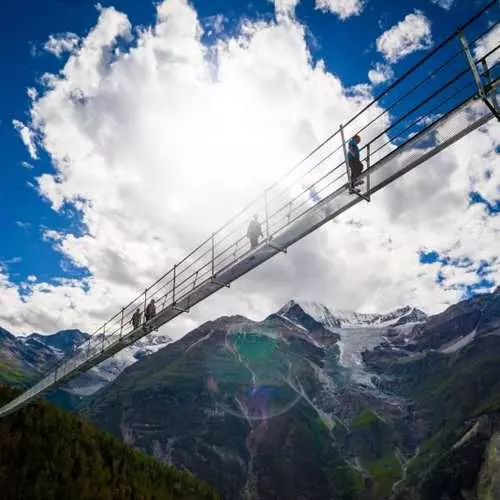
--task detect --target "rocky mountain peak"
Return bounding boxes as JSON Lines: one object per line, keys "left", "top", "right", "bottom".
{"left": 278, "top": 299, "right": 427, "bottom": 329}
{"left": 0, "top": 327, "right": 15, "bottom": 342}
{"left": 277, "top": 300, "right": 342, "bottom": 330}
{"left": 25, "top": 329, "right": 90, "bottom": 353}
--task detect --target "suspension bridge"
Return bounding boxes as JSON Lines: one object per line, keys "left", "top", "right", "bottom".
{"left": 1, "top": 1, "right": 499, "bottom": 418}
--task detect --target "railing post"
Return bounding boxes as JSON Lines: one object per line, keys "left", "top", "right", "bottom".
{"left": 211, "top": 234, "right": 215, "bottom": 277}
{"left": 120, "top": 308, "right": 124, "bottom": 340}
{"left": 339, "top": 124, "right": 352, "bottom": 188}
{"left": 162, "top": 291, "right": 170, "bottom": 310}
{"left": 264, "top": 190, "right": 270, "bottom": 240}
{"left": 459, "top": 30, "right": 499, "bottom": 120}
{"left": 143, "top": 288, "right": 147, "bottom": 315}
{"left": 366, "top": 143, "right": 371, "bottom": 202}
{"left": 265, "top": 188, "right": 287, "bottom": 253}
{"left": 480, "top": 58, "right": 499, "bottom": 113}
{"left": 101, "top": 324, "right": 106, "bottom": 353}
{"left": 173, "top": 264, "right": 177, "bottom": 304}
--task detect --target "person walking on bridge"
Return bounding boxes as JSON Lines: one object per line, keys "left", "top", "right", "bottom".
{"left": 145, "top": 299, "right": 156, "bottom": 323}
{"left": 131, "top": 308, "right": 142, "bottom": 329}
{"left": 247, "top": 214, "right": 263, "bottom": 250}
{"left": 348, "top": 134, "right": 364, "bottom": 190}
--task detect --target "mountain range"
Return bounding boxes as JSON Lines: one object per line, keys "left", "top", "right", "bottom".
{"left": 0, "top": 324, "right": 173, "bottom": 405}
{"left": 1, "top": 290, "right": 499, "bottom": 499}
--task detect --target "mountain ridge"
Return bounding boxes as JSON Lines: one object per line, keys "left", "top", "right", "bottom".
{"left": 279, "top": 299, "right": 428, "bottom": 328}
{"left": 84, "top": 290, "right": 500, "bottom": 500}
{"left": 2, "top": 293, "right": 499, "bottom": 499}
{"left": 0, "top": 324, "right": 173, "bottom": 402}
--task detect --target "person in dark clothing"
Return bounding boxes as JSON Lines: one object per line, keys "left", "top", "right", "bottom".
{"left": 347, "top": 134, "right": 364, "bottom": 188}
{"left": 145, "top": 299, "right": 156, "bottom": 322}
{"left": 131, "top": 308, "right": 142, "bottom": 329}
{"left": 247, "top": 214, "right": 263, "bottom": 250}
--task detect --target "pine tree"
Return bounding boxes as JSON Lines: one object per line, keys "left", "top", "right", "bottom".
{"left": 0, "top": 386, "right": 220, "bottom": 500}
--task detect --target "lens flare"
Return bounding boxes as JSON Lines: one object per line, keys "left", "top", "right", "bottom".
{"left": 206, "top": 329, "right": 301, "bottom": 421}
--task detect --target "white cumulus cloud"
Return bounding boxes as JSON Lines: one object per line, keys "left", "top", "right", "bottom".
{"left": 274, "top": 0, "right": 301, "bottom": 17}
{"left": 12, "top": 120, "right": 38, "bottom": 159}
{"left": 368, "top": 62, "right": 394, "bottom": 85}
{"left": 15, "top": 221, "right": 32, "bottom": 231}
{"left": 44, "top": 32, "right": 80, "bottom": 57}
{"left": 474, "top": 23, "right": 500, "bottom": 68}
{"left": 376, "top": 10, "right": 433, "bottom": 63}
{"left": 430, "top": 0, "right": 454, "bottom": 10}
{"left": 204, "top": 14, "right": 226, "bottom": 35}
{"left": 314, "top": 0, "right": 366, "bottom": 19}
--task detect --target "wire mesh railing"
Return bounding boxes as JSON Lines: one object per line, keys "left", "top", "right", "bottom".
{"left": 1, "top": 0, "right": 499, "bottom": 415}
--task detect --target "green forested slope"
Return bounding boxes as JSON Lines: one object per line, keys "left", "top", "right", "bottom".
{"left": 0, "top": 385, "right": 220, "bottom": 500}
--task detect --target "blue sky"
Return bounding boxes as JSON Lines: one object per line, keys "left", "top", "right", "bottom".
{"left": 1, "top": 0, "right": 498, "bottom": 334}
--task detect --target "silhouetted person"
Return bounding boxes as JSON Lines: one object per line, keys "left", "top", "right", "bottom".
{"left": 131, "top": 308, "right": 142, "bottom": 329}
{"left": 247, "top": 214, "right": 263, "bottom": 250}
{"left": 145, "top": 299, "right": 156, "bottom": 322}
{"left": 348, "top": 134, "right": 364, "bottom": 189}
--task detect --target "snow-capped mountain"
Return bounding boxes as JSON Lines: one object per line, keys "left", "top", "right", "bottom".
{"left": 0, "top": 326, "right": 173, "bottom": 397}
{"left": 64, "top": 298, "right": 428, "bottom": 396}
{"left": 21, "top": 329, "right": 90, "bottom": 353}
{"left": 278, "top": 299, "right": 428, "bottom": 387}
{"left": 65, "top": 332, "right": 173, "bottom": 396}
{"left": 0, "top": 328, "right": 88, "bottom": 376}
{"left": 278, "top": 300, "right": 342, "bottom": 330}
{"left": 279, "top": 299, "right": 427, "bottom": 329}
{"left": 0, "top": 299, "right": 426, "bottom": 397}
